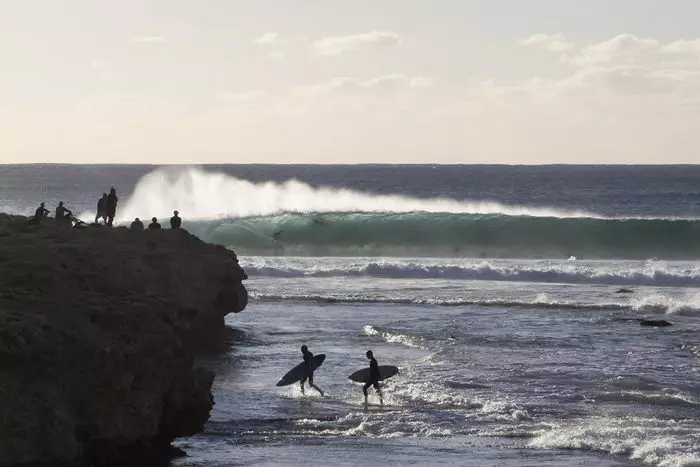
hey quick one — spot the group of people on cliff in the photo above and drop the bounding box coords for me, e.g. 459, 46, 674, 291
33, 186, 183, 231
128, 211, 181, 231
94, 188, 119, 226
34, 201, 75, 226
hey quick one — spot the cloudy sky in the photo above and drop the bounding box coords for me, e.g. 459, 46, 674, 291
2, 0, 700, 164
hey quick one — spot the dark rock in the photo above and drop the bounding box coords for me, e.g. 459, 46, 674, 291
639, 319, 672, 327
615, 288, 635, 294
0, 215, 247, 466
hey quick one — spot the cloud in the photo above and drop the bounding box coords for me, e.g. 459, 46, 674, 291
507, 33, 700, 102
566, 34, 660, 67
129, 36, 168, 44
254, 32, 279, 45
661, 39, 700, 55
294, 74, 431, 97
520, 34, 575, 52
311, 31, 402, 56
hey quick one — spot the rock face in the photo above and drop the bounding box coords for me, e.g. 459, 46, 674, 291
0, 214, 248, 467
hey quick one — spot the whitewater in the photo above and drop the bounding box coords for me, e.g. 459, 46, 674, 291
1, 164, 699, 466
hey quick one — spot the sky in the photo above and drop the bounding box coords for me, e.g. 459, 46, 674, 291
2, 0, 700, 164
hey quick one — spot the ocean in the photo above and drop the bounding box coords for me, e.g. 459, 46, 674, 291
2, 164, 699, 466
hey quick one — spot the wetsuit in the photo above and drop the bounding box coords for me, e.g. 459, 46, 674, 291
300, 348, 324, 396
363, 356, 381, 397
301, 349, 315, 388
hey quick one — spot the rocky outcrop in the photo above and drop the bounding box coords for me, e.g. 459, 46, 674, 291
0, 214, 247, 467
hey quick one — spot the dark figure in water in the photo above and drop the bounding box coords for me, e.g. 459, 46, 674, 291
106, 187, 118, 226
148, 217, 161, 230
34, 202, 49, 221
95, 193, 108, 224
170, 210, 182, 229
363, 350, 383, 404
130, 218, 144, 231
300, 345, 324, 396
55, 201, 73, 225
639, 319, 672, 327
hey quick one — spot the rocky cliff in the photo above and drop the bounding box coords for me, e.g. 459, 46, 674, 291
0, 214, 248, 467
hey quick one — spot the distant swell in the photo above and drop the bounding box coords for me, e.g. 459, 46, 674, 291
249, 292, 626, 311
243, 261, 700, 287
248, 291, 700, 315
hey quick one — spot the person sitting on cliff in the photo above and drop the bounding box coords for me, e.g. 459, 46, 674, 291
95, 193, 108, 224
55, 201, 73, 226
34, 202, 49, 221
130, 218, 144, 231
170, 210, 182, 229
300, 345, 324, 396
148, 217, 162, 230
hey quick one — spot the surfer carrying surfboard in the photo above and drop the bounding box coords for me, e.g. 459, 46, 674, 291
300, 345, 325, 396
363, 350, 382, 403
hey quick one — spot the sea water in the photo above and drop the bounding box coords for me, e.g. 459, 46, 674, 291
1, 164, 699, 466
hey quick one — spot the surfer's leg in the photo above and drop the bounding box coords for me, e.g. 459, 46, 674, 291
300, 377, 306, 395
373, 381, 383, 403
308, 374, 324, 396
363, 381, 371, 398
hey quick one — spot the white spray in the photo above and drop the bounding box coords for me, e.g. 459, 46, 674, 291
114, 167, 599, 222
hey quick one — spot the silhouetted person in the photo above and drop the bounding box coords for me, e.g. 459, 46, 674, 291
95, 193, 108, 224
34, 202, 49, 221
170, 210, 182, 229
148, 217, 161, 230
55, 202, 72, 226
300, 345, 324, 396
130, 218, 144, 231
363, 350, 382, 404
106, 187, 118, 226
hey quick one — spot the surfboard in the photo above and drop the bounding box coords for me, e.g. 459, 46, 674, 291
348, 365, 399, 383
276, 354, 326, 387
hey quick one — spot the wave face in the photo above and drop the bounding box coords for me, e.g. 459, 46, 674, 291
190, 212, 700, 259
117, 168, 700, 259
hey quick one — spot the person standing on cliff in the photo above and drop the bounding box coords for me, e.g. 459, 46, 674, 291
95, 193, 108, 224
106, 187, 118, 226
170, 210, 182, 229
300, 345, 324, 396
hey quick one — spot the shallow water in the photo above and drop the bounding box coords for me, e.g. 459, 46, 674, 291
174, 260, 700, 466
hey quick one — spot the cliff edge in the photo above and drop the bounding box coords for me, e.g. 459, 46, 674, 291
0, 214, 248, 467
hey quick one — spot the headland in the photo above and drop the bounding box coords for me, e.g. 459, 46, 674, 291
0, 214, 247, 467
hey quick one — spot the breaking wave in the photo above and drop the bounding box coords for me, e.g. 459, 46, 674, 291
243, 259, 700, 287
114, 167, 700, 260
251, 292, 628, 311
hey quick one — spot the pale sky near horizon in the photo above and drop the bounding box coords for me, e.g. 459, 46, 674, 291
2, 0, 700, 164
